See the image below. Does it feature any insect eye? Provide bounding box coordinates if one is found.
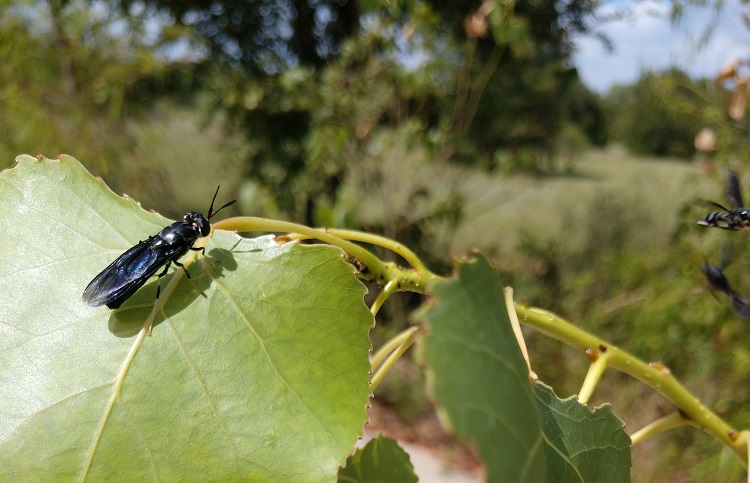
[196,217,211,236]
[185,212,210,236]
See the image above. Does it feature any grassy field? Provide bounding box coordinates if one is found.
[451,148,721,258]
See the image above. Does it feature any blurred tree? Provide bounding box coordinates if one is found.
[438,0,598,164]
[118,0,599,224]
[0,0,189,171]
[118,0,360,74]
[609,69,709,158]
[0,0,243,215]
[561,76,607,148]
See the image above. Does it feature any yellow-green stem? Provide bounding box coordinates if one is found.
[213,217,386,278]
[213,218,442,293]
[578,350,610,405]
[371,279,399,317]
[371,326,421,372]
[504,288,536,380]
[370,327,422,392]
[516,303,746,466]
[306,228,430,274]
[629,412,691,445]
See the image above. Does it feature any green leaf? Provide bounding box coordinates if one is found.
[0,155,373,481]
[534,382,631,483]
[417,255,546,483]
[338,434,417,483]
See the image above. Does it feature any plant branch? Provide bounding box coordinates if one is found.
[215,216,747,467]
[370,326,422,392]
[308,228,432,275]
[578,347,611,405]
[451,36,477,134]
[515,303,747,466]
[213,217,442,293]
[629,412,691,445]
[504,288,536,380]
[371,279,399,317]
[214,217,386,277]
[371,326,422,373]
[462,44,505,133]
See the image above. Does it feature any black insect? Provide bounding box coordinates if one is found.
[698,171,750,230]
[83,186,236,310]
[701,261,750,320]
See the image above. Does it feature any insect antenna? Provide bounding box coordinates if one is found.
[207,185,237,219]
[702,200,732,212]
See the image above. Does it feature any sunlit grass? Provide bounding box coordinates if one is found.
[452,147,719,257]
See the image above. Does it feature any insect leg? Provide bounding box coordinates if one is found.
[173,260,191,279]
[190,246,206,255]
[178,256,211,300]
[155,261,173,299]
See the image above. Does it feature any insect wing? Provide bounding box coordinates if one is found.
[701,262,732,295]
[82,239,175,308]
[727,171,744,209]
[731,294,750,320]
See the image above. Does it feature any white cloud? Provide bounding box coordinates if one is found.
[572,0,750,93]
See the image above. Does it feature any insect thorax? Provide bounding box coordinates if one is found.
[730,209,750,230]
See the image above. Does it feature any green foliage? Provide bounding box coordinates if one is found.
[505,185,750,480]
[160,0,600,226]
[417,255,632,482]
[117,101,247,219]
[446,0,596,168]
[552,123,591,173]
[338,435,418,483]
[606,69,708,158]
[418,255,548,482]
[7,1,749,480]
[561,78,608,148]
[335,122,464,269]
[0,0,605,223]
[119,0,361,74]
[4,153,750,481]
[535,383,631,483]
[0,156,373,481]
[210,19,455,223]
[0,1,188,171]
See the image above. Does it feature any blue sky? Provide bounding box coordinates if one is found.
[572,0,750,93]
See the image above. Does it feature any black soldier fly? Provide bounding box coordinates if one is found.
[698,171,750,230]
[701,261,750,320]
[82,186,236,310]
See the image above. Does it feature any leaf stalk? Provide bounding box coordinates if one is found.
[515,303,747,467]
[629,412,691,444]
[370,326,422,392]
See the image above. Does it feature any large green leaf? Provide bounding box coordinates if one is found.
[0,155,373,481]
[417,255,546,483]
[535,382,631,483]
[338,434,417,483]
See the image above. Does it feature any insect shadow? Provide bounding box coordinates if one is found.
[108,246,239,337]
